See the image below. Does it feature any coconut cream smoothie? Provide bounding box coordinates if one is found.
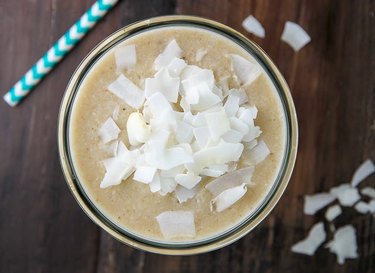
[69,26,286,241]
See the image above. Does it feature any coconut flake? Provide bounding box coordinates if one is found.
[149,172,161,193]
[291,222,326,256]
[350,159,375,187]
[133,165,157,184]
[154,39,182,70]
[230,88,249,105]
[175,185,198,203]
[281,21,311,52]
[326,225,358,264]
[244,140,270,165]
[98,117,121,144]
[325,205,342,221]
[304,193,335,215]
[211,183,247,212]
[205,108,231,140]
[360,187,375,199]
[156,211,196,239]
[175,172,202,189]
[206,167,254,196]
[126,112,151,146]
[230,54,261,86]
[195,48,208,62]
[242,15,265,38]
[112,106,120,121]
[108,74,145,109]
[145,68,180,103]
[354,201,371,214]
[114,44,136,70]
[330,184,360,207]
[166,57,187,77]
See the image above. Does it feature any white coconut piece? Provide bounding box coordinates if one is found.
[360,187,375,199]
[325,205,342,221]
[160,165,185,178]
[350,159,375,187]
[154,39,182,70]
[193,127,211,148]
[230,117,249,138]
[205,167,254,196]
[222,130,243,143]
[175,121,194,144]
[156,147,194,170]
[186,82,222,112]
[230,54,261,86]
[291,222,326,256]
[175,172,202,190]
[245,140,270,165]
[133,165,157,184]
[330,185,361,207]
[218,76,230,97]
[281,21,311,52]
[354,201,371,214]
[211,183,247,212]
[98,117,121,144]
[159,177,177,195]
[238,108,256,126]
[149,172,161,193]
[175,185,198,203]
[112,106,120,121]
[326,225,358,264]
[126,112,151,146]
[114,44,136,70]
[242,126,261,142]
[190,141,244,172]
[195,48,208,62]
[156,211,196,239]
[200,163,229,177]
[304,193,335,215]
[230,89,249,105]
[224,95,240,117]
[104,140,119,157]
[144,92,172,117]
[108,74,145,109]
[166,57,187,77]
[205,108,231,141]
[145,68,180,103]
[181,65,215,90]
[242,15,265,38]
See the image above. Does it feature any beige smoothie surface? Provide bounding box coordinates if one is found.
[69,26,286,242]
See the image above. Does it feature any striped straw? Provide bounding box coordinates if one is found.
[3,0,119,107]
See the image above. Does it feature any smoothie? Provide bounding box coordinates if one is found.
[69,26,286,242]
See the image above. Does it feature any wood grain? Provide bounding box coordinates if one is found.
[0,0,374,272]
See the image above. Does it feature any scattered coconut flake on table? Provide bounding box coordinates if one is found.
[326,225,358,264]
[304,193,335,215]
[156,211,196,239]
[211,183,247,212]
[350,159,375,187]
[330,184,360,207]
[291,222,326,256]
[98,117,120,144]
[360,187,375,199]
[281,21,311,51]
[325,205,342,221]
[242,15,265,38]
[354,201,371,214]
[114,44,136,70]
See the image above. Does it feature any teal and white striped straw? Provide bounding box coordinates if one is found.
[3,0,119,107]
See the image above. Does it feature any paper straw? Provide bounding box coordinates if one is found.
[3,0,119,107]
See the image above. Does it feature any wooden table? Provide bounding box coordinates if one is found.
[0,0,374,272]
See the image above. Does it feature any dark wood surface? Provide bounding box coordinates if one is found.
[0,0,374,272]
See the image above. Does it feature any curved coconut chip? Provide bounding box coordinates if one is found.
[211,183,247,212]
[107,74,144,109]
[242,15,265,38]
[291,222,326,256]
[230,54,261,86]
[326,225,358,264]
[281,21,311,52]
[325,205,342,221]
[156,211,196,239]
[350,159,375,187]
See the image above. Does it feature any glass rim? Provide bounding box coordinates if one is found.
[58,15,298,255]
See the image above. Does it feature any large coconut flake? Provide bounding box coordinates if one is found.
[166,57,187,77]
[133,165,157,184]
[326,225,358,264]
[244,140,270,165]
[126,112,151,146]
[304,193,335,215]
[325,205,342,221]
[205,108,231,140]
[114,44,136,70]
[211,183,247,212]
[230,54,261,86]
[175,185,199,203]
[145,68,180,103]
[291,222,326,256]
[360,187,375,199]
[98,117,121,144]
[108,74,145,109]
[330,184,360,207]
[281,21,311,52]
[154,39,182,70]
[156,211,196,239]
[242,15,265,38]
[350,159,375,187]
[205,167,254,196]
[175,172,202,189]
